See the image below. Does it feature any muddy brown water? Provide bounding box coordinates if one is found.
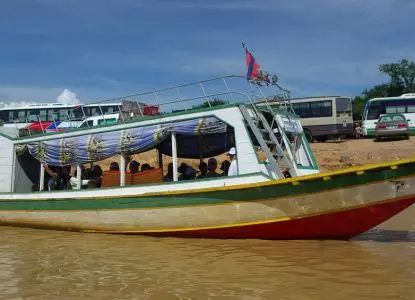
[0,206,413,300]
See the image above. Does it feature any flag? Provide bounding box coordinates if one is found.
[244,47,260,81]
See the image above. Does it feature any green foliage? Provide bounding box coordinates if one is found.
[192,99,228,109]
[379,59,415,92]
[352,59,415,120]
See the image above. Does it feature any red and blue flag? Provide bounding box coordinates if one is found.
[245,47,260,81]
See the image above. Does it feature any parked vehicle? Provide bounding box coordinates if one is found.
[375,113,410,141]
[78,113,119,128]
[362,93,415,137]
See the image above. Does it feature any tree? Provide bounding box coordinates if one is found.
[192,99,228,109]
[379,59,415,93]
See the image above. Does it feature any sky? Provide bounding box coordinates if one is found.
[0,0,414,104]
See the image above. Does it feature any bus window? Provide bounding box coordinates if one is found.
[0,110,8,123]
[48,109,59,122]
[386,105,406,113]
[291,103,310,118]
[8,111,14,122]
[38,110,47,122]
[17,110,27,122]
[310,100,332,117]
[408,105,415,113]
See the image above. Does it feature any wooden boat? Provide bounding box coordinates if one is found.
[0,76,413,239]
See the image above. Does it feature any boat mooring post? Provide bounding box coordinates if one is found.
[120,154,126,186]
[39,164,45,191]
[172,132,178,182]
[76,165,82,190]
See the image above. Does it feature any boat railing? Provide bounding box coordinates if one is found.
[17,75,292,136]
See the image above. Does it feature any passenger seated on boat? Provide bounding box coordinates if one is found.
[69,165,89,189]
[206,158,220,178]
[183,166,197,180]
[220,160,230,176]
[91,165,103,187]
[196,162,207,179]
[129,160,140,174]
[43,164,70,191]
[141,163,153,172]
[163,163,174,182]
[227,147,238,176]
[109,162,120,172]
[178,163,188,180]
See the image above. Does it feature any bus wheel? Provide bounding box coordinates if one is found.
[304,129,313,142]
[316,136,327,143]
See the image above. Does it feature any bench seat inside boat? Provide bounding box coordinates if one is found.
[101,168,163,187]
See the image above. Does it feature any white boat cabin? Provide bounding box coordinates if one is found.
[0,76,319,197]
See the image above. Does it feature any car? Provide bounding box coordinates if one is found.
[78,113,119,128]
[374,113,410,141]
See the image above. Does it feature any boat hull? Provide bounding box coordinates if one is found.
[0,159,414,240]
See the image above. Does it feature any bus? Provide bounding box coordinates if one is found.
[267,96,353,142]
[0,103,122,132]
[362,93,415,137]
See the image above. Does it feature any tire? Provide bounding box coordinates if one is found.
[304,129,313,143]
[316,136,328,143]
[405,134,410,140]
[374,136,381,142]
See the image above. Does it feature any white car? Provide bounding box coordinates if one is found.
[78,114,119,128]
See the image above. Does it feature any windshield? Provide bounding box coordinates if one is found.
[366,101,385,120]
[335,98,351,112]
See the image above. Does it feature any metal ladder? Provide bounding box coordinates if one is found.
[239,104,296,179]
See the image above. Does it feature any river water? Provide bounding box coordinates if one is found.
[0,206,413,300]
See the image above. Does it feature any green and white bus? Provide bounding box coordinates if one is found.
[362,94,415,137]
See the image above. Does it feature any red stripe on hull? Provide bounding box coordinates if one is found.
[142,197,415,240]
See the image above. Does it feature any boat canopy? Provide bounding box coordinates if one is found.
[24,117,229,166]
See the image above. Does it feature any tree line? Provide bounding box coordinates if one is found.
[352,59,415,120]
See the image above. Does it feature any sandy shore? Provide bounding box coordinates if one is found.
[311,136,415,172]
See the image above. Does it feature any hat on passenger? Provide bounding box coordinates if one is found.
[227,147,236,156]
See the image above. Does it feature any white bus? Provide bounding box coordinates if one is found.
[0,103,121,131]
[267,96,353,142]
[362,94,415,137]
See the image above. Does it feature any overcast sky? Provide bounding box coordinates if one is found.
[1,0,414,103]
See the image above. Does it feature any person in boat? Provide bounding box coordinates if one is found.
[90,165,103,187]
[141,163,153,172]
[197,162,207,179]
[220,160,231,176]
[69,165,90,189]
[206,158,220,178]
[43,164,70,191]
[227,147,238,176]
[183,166,197,180]
[163,163,174,182]
[178,162,188,180]
[109,162,120,172]
[129,160,140,174]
